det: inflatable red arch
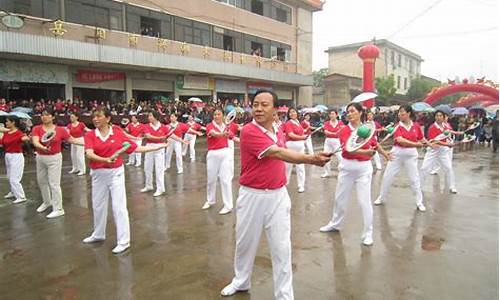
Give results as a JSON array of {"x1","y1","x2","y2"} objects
[
  {"x1": 424, "y1": 82, "x2": 499, "y2": 106},
  {"x1": 453, "y1": 95, "x2": 498, "y2": 108}
]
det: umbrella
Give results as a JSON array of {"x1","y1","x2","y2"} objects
[
  {"x1": 434, "y1": 104, "x2": 452, "y2": 115},
  {"x1": 412, "y1": 102, "x2": 433, "y2": 112},
  {"x1": 314, "y1": 104, "x2": 328, "y2": 112},
  {"x1": 469, "y1": 104, "x2": 485, "y2": 111},
  {"x1": 8, "y1": 111, "x2": 31, "y2": 119},
  {"x1": 351, "y1": 92, "x2": 378, "y2": 103},
  {"x1": 234, "y1": 107, "x2": 245, "y2": 114},
  {"x1": 12, "y1": 107, "x2": 32, "y2": 114},
  {"x1": 225, "y1": 104, "x2": 235, "y2": 114},
  {"x1": 188, "y1": 97, "x2": 203, "y2": 102},
  {"x1": 451, "y1": 107, "x2": 469, "y2": 115},
  {"x1": 277, "y1": 105, "x2": 288, "y2": 113},
  {"x1": 485, "y1": 104, "x2": 499, "y2": 113},
  {"x1": 300, "y1": 107, "x2": 318, "y2": 114}
]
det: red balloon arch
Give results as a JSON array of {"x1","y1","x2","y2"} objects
[
  {"x1": 453, "y1": 95, "x2": 498, "y2": 108},
  {"x1": 424, "y1": 81, "x2": 499, "y2": 107}
]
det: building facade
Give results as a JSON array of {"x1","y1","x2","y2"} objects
[
  {"x1": 0, "y1": 0, "x2": 323, "y2": 106},
  {"x1": 324, "y1": 39, "x2": 424, "y2": 105}
]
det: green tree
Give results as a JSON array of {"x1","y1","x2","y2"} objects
[
  {"x1": 313, "y1": 68, "x2": 329, "y2": 87},
  {"x1": 406, "y1": 77, "x2": 440, "y2": 101},
  {"x1": 375, "y1": 75, "x2": 397, "y2": 105}
]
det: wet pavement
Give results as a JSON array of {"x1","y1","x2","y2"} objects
[{"x1": 0, "y1": 139, "x2": 497, "y2": 300}]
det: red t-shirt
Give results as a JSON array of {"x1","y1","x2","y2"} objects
[
  {"x1": 187, "y1": 121, "x2": 202, "y2": 132},
  {"x1": 427, "y1": 122, "x2": 447, "y2": 140},
  {"x1": 0, "y1": 130, "x2": 25, "y2": 153},
  {"x1": 170, "y1": 122, "x2": 189, "y2": 138},
  {"x1": 0, "y1": 104, "x2": 10, "y2": 112},
  {"x1": 323, "y1": 120, "x2": 343, "y2": 138},
  {"x1": 54, "y1": 102, "x2": 65, "y2": 111},
  {"x1": 300, "y1": 120, "x2": 311, "y2": 135},
  {"x1": 239, "y1": 122, "x2": 287, "y2": 190},
  {"x1": 284, "y1": 120, "x2": 304, "y2": 141},
  {"x1": 126, "y1": 123, "x2": 145, "y2": 137},
  {"x1": 143, "y1": 123, "x2": 170, "y2": 144},
  {"x1": 67, "y1": 122, "x2": 86, "y2": 138},
  {"x1": 228, "y1": 122, "x2": 240, "y2": 137},
  {"x1": 339, "y1": 124, "x2": 378, "y2": 161},
  {"x1": 32, "y1": 125, "x2": 70, "y2": 155},
  {"x1": 84, "y1": 126, "x2": 138, "y2": 169},
  {"x1": 393, "y1": 122, "x2": 424, "y2": 148},
  {"x1": 206, "y1": 122, "x2": 229, "y2": 150}
]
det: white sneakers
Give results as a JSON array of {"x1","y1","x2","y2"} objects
[
  {"x1": 417, "y1": 203, "x2": 427, "y2": 212},
  {"x1": 153, "y1": 191, "x2": 164, "y2": 197},
  {"x1": 82, "y1": 236, "x2": 105, "y2": 244},
  {"x1": 125, "y1": 162, "x2": 134, "y2": 166},
  {"x1": 373, "y1": 196, "x2": 383, "y2": 205},
  {"x1": 362, "y1": 235, "x2": 374, "y2": 246},
  {"x1": 112, "y1": 244, "x2": 130, "y2": 254},
  {"x1": 68, "y1": 169, "x2": 77, "y2": 174},
  {"x1": 190, "y1": 159, "x2": 196, "y2": 162},
  {"x1": 135, "y1": 164, "x2": 141, "y2": 167},
  {"x1": 46, "y1": 210, "x2": 65, "y2": 219},
  {"x1": 77, "y1": 172, "x2": 85, "y2": 176},
  {"x1": 449, "y1": 187, "x2": 458, "y2": 194},
  {"x1": 177, "y1": 170, "x2": 184, "y2": 174},
  {"x1": 297, "y1": 187, "x2": 305, "y2": 193},
  {"x1": 220, "y1": 284, "x2": 247, "y2": 297},
  {"x1": 201, "y1": 202, "x2": 211, "y2": 210},
  {"x1": 13, "y1": 198, "x2": 27, "y2": 204},
  {"x1": 320, "y1": 173, "x2": 331, "y2": 178},
  {"x1": 219, "y1": 207, "x2": 232, "y2": 215},
  {"x1": 430, "y1": 169, "x2": 438, "y2": 175},
  {"x1": 319, "y1": 221, "x2": 339, "y2": 232},
  {"x1": 82, "y1": 236, "x2": 129, "y2": 255},
  {"x1": 4, "y1": 192, "x2": 14, "y2": 199},
  {"x1": 141, "y1": 187, "x2": 153, "y2": 193},
  {"x1": 36, "y1": 203, "x2": 51, "y2": 213}
]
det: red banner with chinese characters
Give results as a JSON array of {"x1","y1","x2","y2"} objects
[{"x1": 76, "y1": 70, "x2": 125, "y2": 83}]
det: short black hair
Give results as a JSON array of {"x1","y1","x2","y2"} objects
[
  {"x1": 252, "y1": 89, "x2": 279, "y2": 108},
  {"x1": 346, "y1": 102, "x2": 366, "y2": 122},
  {"x1": 399, "y1": 104, "x2": 414, "y2": 117},
  {"x1": 148, "y1": 110, "x2": 161, "y2": 121}
]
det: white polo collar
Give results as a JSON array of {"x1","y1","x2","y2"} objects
[
  {"x1": 96, "y1": 125, "x2": 113, "y2": 142},
  {"x1": 150, "y1": 122, "x2": 161, "y2": 131},
  {"x1": 399, "y1": 120, "x2": 413, "y2": 131},
  {"x1": 252, "y1": 120, "x2": 278, "y2": 143}
]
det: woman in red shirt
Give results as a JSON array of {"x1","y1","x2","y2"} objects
[
  {"x1": 125, "y1": 115, "x2": 146, "y2": 167},
  {"x1": 420, "y1": 110, "x2": 457, "y2": 194},
  {"x1": 82, "y1": 107, "x2": 168, "y2": 254},
  {"x1": 374, "y1": 105, "x2": 428, "y2": 212},
  {"x1": 165, "y1": 113, "x2": 199, "y2": 174},
  {"x1": 321, "y1": 109, "x2": 344, "y2": 178},
  {"x1": 67, "y1": 112, "x2": 89, "y2": 176},
  {"x1": 201, "y1": 109, "x2": 233, "y2": 214},
  {"x1": 284, "y1": 107, "x2": 307, "y2": 193},
  {"x1": 301, "y1": 113, "x2": 315, "y2": 155},
  {"x1": 182, "y1": 114, "x2": 204, "y2": 162},
  {"x1": 320, "y1": 103, "x2": 391, "y2": 246},
  {"x1": 32, "y1": 109, "x2": 84, "y2": 219},
  {"x1": 0, "y1": 116, "x2": 30, "y2": 203}
]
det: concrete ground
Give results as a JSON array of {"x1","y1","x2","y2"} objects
[{"x1": 0, "y1": 139, "x2": 497, "y2": 300}]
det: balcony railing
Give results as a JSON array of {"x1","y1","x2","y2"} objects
[{"x1": 1, "y1": 15, "x2": 297, "y2": 74}]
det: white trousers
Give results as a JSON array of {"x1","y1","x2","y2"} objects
[
  {"x1": 182, "y1": 133, "x2": 197, "y2": 161},
  {"x1": 431, "y1": 147, "x2": 453, "y2": 172},
  {"x1": 230, "y1": 186, "x2": 293, "y2": 300},
  {"x1": 372, "y1": 151, "x2": 382, "y2": 169},
  {"x1": 228, "y1": 139, "x2": 235, "y2": 178},
  {"x1": 420, "y1": 146, "x2": 456, "y2": 189},
  {"x1": 285, "y1": 141, "x2": 305, "y2": 190},
  {"x1": 206, "y1": 148, "x2": 233, "y2": 209},
  {"x1": 323, "y1": 138, "x2": 342, "y2": 175},
  {"x1": 36, "y1": 153, "x2": 63, "y2": 211},
  {"x1": 89, "y1": 166, "x2": 130, "y2": 246},
  {"x1": 127, "y1": 138, "x2": 143, "y2": 166},
  {"x1": 5, "y1": 153, "x2": 25, "y2": 200},
  {"x1": 165, "y1": 139, "x2": 183, "y2": 172},
  {"x1": 144, "y1": 145, "x2": 165, "y2": 193},
  {"x1": 330, "y1": 159, "x2": 373, "y2": 239},
  {"x1": 304, "y1": 136, "x2": 314, "y2": 154},
  {"x1": 378, "y1": 147, "x2": 423, "y2": 205},
  {"x1": 70, "y1": 143, "x2": 86, "y2": 173}
]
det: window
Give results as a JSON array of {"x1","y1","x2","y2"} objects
[
  {"x1": 391, "y1": 50, "x2": 395, "y2": 65},
  {"x1": 409, "y1": 60, "x2": 415, "y2": 74},
  {"x1": 66, "y1": 0, "x2": 122, "y2": 30},
  {"x1": 2, "y1": 0, "x2": 60, "y2": 19},
  {"x1": 397, "y1": 76, "x2": 401, "y2": 89},
  {"x1": 271, "y1": 2, "x2": 291, "y2": 24},
  {"x1": 173, "y1": 17, "x2": 210, "y2": 46},
  {"x1": 216, "y1": 0, "x2": 243, "y2": 7},
  {"x1": 251, "y1": 41, "x2": 263, "y2": 56},
  {"x1": 404, "y1": 77, "x2": 407, "y2": 90},
  {"x1": 271, "y1": 42, "x2": 291, "y2": 61},
  {"x1": 140, "y1": 16, "x2": 161, "y2": 37},
  {"x1": 398, "y1": 54, "x2": 402, "y2": 67},
  {"x1": 251, "y1": 0, "x2": 263, "y2": 15},
  {"x1": 126, "y1": 5, "x2": 171, "y2": 38},
  {"x1": 223, "y1": 35, "x2": 234, "y2": 51}
]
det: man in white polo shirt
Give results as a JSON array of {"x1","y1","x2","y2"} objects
[{"x1": 221, "y1": 90, "x2": 331, "y2": 300}]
